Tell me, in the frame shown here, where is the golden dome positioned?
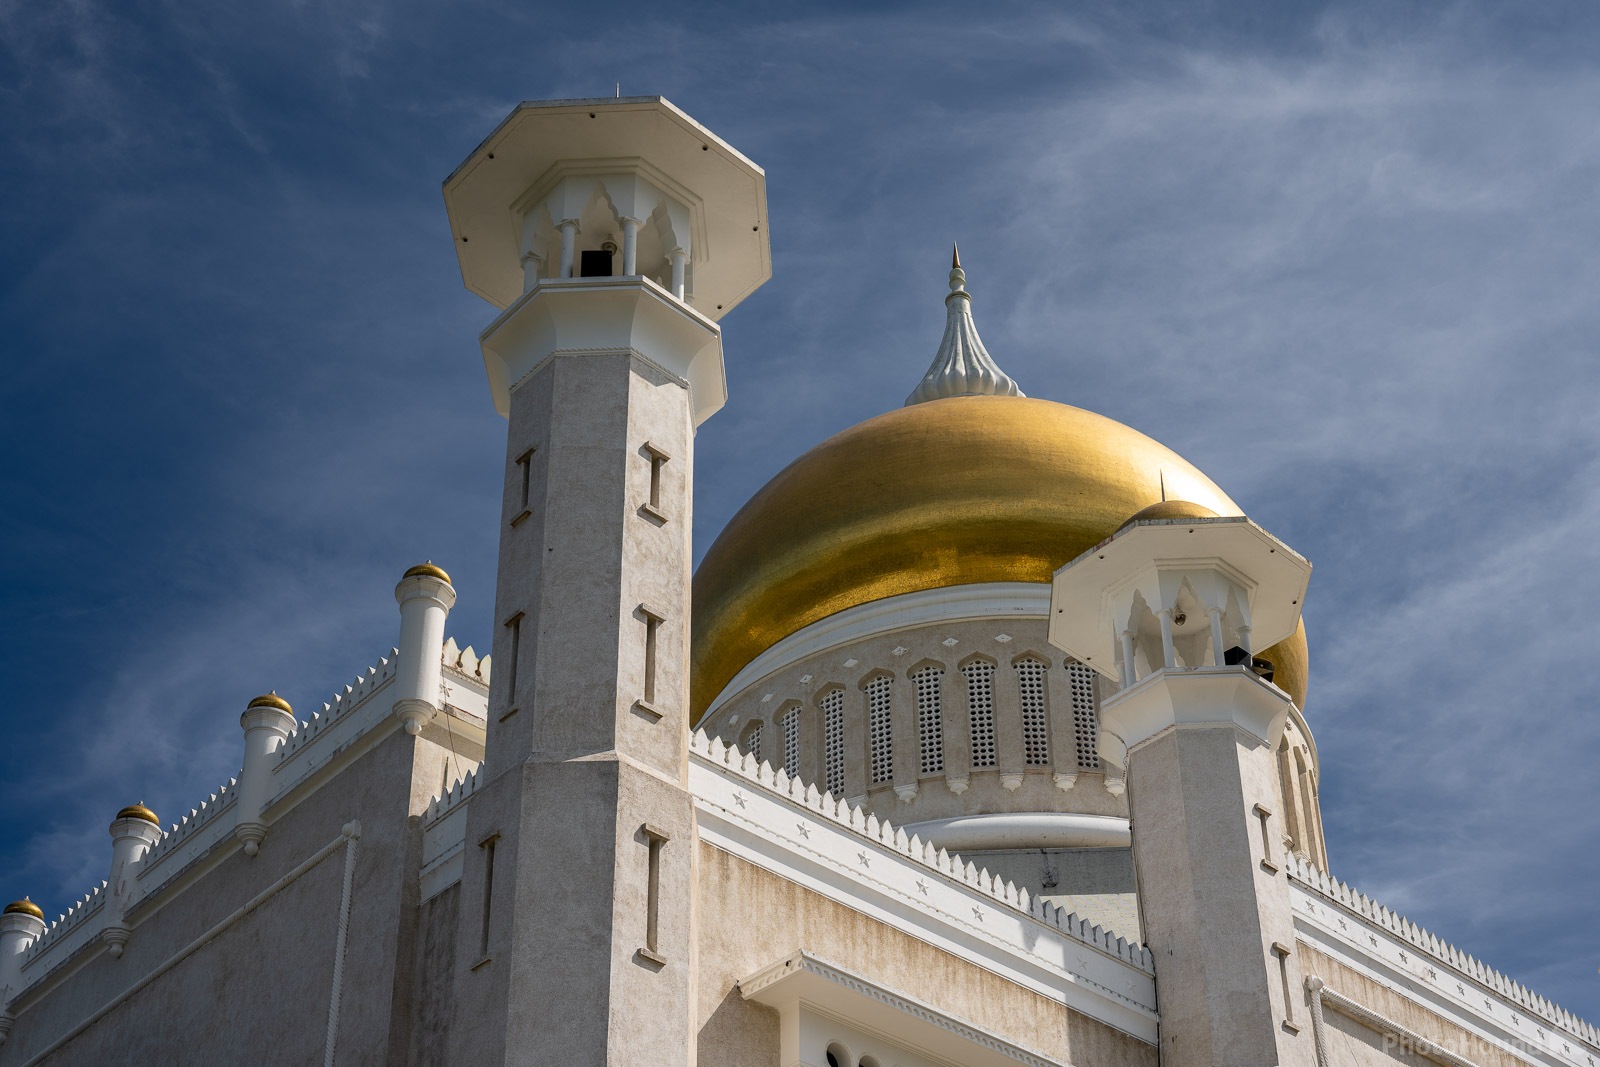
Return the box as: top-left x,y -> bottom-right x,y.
115,803 -> 160,826
247,692 -> 293,714
692,394 -> 1309,718
1116,499 -> 1219,531
4,898 -> 43,920
403,561 -> 452,584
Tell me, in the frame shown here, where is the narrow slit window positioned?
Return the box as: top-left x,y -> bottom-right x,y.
1254,804 -> 1277,870
1272,943 -> 1296,1027
479,835 -> 498,956
640,609 -> 662,706
503,613 -> 523,705
643,444 -> 669,519
1066,659 -> 1101,770
962,660 -> 997,768
642,825 -> 667,961
912,665 -> 944,775
867,675 -> 893,784
822,689 -> 845,796
781,706 -> 801,773
514,446 -> 534,515
1016,657 -> 1050,766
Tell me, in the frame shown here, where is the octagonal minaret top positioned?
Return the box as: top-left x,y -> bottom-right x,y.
442,96 -> 770,317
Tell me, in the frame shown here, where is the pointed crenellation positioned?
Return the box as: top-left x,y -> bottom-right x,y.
19,880 -> 107,971
424,765 -> 483,825
137,777 -> 237,875
687,727 -> 1151,970
441,636 -> 491,687
276,650 -> 398,763
1284,852 -> 1599,1048
905,247 -> 1024,407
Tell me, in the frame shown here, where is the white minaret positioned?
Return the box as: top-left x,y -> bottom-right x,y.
0,899 -> 45,1014
392,562 -> 458,735
440,97 -> 769,1067
235,693 -> 296,856
102,803 -> 163,958
1050,510 -> 1315,1067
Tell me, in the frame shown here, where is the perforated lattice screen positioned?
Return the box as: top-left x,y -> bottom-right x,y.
781,706 -> 801,774
1017,657 -> 1050,766
1066,659 -> 1101,770
962,660 -> 997,768
867,675 -> 894,784
823,689 -> 845,796
912,665 -> 944,775
741,722 -> 762,765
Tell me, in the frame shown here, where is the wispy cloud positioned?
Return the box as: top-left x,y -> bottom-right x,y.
2,0 -> 1596,1021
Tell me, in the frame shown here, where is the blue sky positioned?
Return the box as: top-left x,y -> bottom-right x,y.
3,0 -> 1598,1021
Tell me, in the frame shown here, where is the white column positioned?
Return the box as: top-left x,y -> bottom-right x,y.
1208,607 -> 1227,667
620,217 -> 641,275
236,693 -> 297,856
521,249 -> 545,293
669,247 -> 687,299
393,562 -> 458,736
1157,609 -> 1177,670
1119,629 -> 1137,687
0,901 -> 45,1003
558,219 -> 580,278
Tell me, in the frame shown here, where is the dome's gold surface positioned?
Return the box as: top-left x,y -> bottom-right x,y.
4,898 -> 44,920
692,395 -> 1309,719
404,561 -> 452,584
248,692 -> 293,714
115,803 -> 160,826
1117,499 -> 1219,531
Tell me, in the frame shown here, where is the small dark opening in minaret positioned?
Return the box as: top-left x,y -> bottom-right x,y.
580,250 -> 614,277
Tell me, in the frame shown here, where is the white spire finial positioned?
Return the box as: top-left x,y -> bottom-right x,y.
905,245 -> 1024,406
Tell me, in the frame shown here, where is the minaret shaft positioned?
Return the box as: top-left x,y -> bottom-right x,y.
450,285 -> 709,1067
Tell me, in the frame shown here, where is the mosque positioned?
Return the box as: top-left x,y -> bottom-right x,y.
0,96 -> 1594,1067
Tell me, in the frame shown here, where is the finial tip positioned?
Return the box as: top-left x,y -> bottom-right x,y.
951,243 -> 961,269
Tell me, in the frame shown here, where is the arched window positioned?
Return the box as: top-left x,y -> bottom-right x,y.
866,675 -> 894,784
961,659 -> 997,768
1016,656 -> 1050,766
739,720 -> 763,765
822,688 -> 846,797
911,664 -> 944,775
1277,738 -> 1303,851
780,704 -> 802,774
1066,658 -> 1101,770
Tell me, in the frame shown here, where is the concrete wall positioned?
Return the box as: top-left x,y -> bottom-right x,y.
410,884 -> 460,1067
2,725 -> 455,1066
1302,945 -> 1535,1067
693,841 -> 1156,1067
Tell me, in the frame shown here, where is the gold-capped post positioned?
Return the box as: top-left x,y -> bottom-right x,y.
403,561 -> 452,584
247,691 -> 293,714
3,898 -> 43,920
115,802 -> 160,826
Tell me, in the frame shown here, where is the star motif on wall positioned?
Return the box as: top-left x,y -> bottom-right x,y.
971,907 -> 984,922
915,879 -> 928,895
796,823 -> 810,838
732,791 -> 747,808
856,851 -> 870,867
